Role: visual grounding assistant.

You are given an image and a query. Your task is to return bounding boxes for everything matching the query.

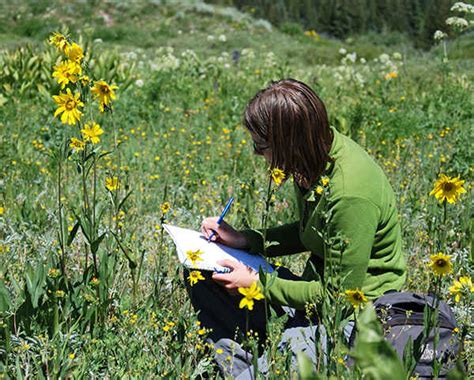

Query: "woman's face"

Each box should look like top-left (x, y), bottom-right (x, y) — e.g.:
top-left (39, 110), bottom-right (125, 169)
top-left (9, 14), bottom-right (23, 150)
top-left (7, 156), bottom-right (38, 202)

top-left (250, 133), bottom-right (272, 163)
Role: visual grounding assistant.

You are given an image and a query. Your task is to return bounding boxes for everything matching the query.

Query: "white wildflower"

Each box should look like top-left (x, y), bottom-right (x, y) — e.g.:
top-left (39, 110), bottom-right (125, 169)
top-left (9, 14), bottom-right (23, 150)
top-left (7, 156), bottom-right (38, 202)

top-left (379, 53), bottom-right (390, 63)
top-left (346, 52), bottom-right (357, 63)
top-left (434, 30), bottom-right (447, 41)
top-left (446, 16), bottom-right (469, 29)
top-left (207, 35), bottom-right (215, 42)
top-left (218, 34), bottom-right (227, 42)
top-left (392, 52), bottom-right (402, 60)
top-left (338, 48), bottom-right (347, 55)
top-left (451, 2), bottom-right (474, 14)
top-left (135, 79), bottom-right (144, 87)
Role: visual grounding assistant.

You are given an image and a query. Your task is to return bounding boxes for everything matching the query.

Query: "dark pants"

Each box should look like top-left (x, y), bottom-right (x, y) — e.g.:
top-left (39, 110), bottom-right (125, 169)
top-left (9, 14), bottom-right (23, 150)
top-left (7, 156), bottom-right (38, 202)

top-left (184, 268), bottom-right (354, 378)
top-left (184, 269), bottom-right (270, 345)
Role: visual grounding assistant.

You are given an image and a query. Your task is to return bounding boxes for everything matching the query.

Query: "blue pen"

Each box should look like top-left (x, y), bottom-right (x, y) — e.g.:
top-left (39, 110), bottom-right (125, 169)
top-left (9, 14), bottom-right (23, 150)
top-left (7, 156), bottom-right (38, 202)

top-left (208, 196), bottom-right (234, 242)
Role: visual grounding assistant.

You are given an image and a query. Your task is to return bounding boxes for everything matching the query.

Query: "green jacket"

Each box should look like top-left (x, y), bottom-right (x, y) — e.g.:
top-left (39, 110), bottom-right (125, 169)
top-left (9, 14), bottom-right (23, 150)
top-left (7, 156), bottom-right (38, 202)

top-left (243, 128), bottom-right (407, 310)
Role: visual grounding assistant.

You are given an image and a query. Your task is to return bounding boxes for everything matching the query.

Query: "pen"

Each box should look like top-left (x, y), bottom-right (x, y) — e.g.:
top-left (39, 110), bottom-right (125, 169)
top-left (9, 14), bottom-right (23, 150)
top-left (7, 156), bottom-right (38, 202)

top-left (208, 196), bottom-right (234, 242)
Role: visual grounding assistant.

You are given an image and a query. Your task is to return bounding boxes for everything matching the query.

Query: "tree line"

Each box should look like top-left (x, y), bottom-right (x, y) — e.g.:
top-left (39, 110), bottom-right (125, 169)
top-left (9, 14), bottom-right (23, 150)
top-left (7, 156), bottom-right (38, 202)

top-left (207, 0), bottom-right (456, 49)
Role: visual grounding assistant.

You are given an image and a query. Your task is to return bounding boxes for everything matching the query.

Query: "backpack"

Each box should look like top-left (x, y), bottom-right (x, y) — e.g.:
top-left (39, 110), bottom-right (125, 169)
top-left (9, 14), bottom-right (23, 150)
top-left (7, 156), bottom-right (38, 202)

top-left (373, 292), bottom-right (460, 379)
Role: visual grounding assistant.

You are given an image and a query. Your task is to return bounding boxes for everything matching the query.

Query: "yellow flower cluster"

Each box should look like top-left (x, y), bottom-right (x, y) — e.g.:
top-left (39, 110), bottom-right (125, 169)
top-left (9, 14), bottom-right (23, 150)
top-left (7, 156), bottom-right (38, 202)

top-left (270, 168), bottom-right (285, 186)
top-left (105, 176), bottom-right (119, 191)
top-left (81, 122), bottom-right (104, 144)
top-left (384, 71), bottom-right (398, 80)
top-left (429, 174), bottom-right (466, 204)
top-left (53, 88), bottom-right (84, 126)
top-left (160, 202), bottom-right (171, 214)
top-left (91, 80), bottom-right (119, 112)
top-left (345, 289), bottom-right (368, 308)
top-left (188, 270), bottom-right (205, 286)
top-left (304, 30), bottom-right (320, 40)
top-left (186, 249), bottom-right (204, 267)
top-left (429, 252), bottom-right (452, 276)
top-left (449, 276), bottom-right (473, 302)
top-left (238, 281), bottom-right (264, 311)
top-left (48, 32), bottom-right (118, 153)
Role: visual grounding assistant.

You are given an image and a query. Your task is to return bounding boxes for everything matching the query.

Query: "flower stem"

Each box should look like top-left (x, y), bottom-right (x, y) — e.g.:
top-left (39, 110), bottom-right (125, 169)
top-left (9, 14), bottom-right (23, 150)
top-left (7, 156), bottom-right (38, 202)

top-left (57, 143), bottom-right (66, 278)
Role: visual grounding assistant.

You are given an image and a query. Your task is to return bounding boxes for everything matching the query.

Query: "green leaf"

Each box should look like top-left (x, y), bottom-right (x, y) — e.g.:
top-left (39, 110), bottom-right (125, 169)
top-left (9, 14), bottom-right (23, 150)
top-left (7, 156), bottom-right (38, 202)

top-left (296, 351), bottom-right (319, 380)
top-left (98, 150), bottom-right (112, 160)
top-left (264, 240), bottom-right (280, 248)
top-left (350, 303), bottom-right (406, 380)
top-left (94, 201), bottom-right (108, 224)
top-left (91, 233), bottom-right (106, 254)
top-left (0, 280), bottom-right (11, 312)
top-left (118, 190), bottom-right (133, 211)
top-left (67, 221), bottom-right (80, 246)
top-left (446, 360), bottom-right (468, 380)
top-left (24, 263), bottom-right (46, 309)
top-left (402, 336), bottom-right (415, 373)
top-left (111, 232), bottom-right (137, 269)
top-left (78, 214), bottom-right (92, 244)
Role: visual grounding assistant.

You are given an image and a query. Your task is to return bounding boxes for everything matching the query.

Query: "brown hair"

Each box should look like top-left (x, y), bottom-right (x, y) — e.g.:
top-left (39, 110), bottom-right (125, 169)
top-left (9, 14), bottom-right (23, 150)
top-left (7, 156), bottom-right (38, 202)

top-left (243, 78), bottom-right (333, 187)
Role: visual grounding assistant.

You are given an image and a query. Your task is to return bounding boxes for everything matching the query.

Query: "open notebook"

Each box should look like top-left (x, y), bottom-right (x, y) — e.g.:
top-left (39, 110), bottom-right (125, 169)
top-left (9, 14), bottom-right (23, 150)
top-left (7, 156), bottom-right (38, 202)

top-left (163, 224), bottom-right (273, 273)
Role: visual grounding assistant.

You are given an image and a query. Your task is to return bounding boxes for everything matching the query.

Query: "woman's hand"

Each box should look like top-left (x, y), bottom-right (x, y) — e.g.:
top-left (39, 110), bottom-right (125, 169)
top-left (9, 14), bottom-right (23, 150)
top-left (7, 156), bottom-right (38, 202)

top-left (201, 217), bottom-right (249, 249)
top-left (212, 259), bottom-right (259, 293)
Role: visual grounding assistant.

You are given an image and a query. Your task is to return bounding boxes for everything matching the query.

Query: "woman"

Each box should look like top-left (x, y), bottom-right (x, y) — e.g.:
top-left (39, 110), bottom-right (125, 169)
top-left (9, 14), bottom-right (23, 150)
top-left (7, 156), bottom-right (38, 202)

top-left (191, 78), bottom-right (406, 377)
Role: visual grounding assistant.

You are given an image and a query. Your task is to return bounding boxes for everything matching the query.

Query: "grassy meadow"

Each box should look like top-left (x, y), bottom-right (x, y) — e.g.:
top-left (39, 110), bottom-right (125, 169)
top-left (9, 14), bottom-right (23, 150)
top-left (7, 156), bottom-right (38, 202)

top-left (0, 1), bottom-right (472, 378)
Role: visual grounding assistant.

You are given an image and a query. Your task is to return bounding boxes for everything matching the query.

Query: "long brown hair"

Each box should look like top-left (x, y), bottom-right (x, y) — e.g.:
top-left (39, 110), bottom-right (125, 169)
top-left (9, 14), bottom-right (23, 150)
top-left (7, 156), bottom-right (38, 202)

top-left (243, 78), bottom-right (333, 187)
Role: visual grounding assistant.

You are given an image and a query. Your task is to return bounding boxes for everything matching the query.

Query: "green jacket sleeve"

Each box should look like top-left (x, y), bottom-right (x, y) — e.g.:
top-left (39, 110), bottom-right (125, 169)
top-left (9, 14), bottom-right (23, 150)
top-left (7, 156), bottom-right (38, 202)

top-left (241, 221), bottom-right (307, 257)
top-left (260, 196), bottom-right (380, 309)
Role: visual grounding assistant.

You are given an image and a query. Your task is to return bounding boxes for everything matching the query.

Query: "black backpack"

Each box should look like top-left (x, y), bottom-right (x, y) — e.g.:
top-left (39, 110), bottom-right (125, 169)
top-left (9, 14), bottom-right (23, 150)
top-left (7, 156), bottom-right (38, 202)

top-left (373, 292), bottom-right (460, 379)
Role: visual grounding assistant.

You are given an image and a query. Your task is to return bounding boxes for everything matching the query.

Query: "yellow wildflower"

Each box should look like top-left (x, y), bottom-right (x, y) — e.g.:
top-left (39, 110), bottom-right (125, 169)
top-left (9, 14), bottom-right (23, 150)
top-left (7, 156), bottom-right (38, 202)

top-left (186, 250), bottom-right (204, 266)
top-left (0, 206), bottom-right (4, 216)
top-left (449, 276), bottom-right (473, 302)
top-left (49, 32), bottom-right (69, 53)
top-left (53, 88), bottom-right (84, 125)
top-left (270, 168), bottom-right (285, 186)
top-left (55, 290), bottom-right (65, 298)
top-left (52, 60), bottom-right (81, 89)
top-left (188, 270), bottom-right (205, 286)
top-left (91, 80), bottom-right (118, 112)
top-left (384, 71), bottom-right (398, 80)
top-left (65, 42), bottom-right (83, 63)
top-left (315, 186), bottom-right (324, 195)
top-left (81, 122), bottom-right (104, 144)
top-left (429, 253), bottom-right (452, 276)
top-left (429, 174), bottom-right (466, 204)
top-left (160, 202), bottom-right (171, 214)
top-left (48, 268), bottom-right (60, 278)
top-left (238, 281), bottom-right (264, 311)
top-left (345, 289), bottom-right (368, 308)
top-left (80, 75), bottom-right (90, 86)
top-left (69, 137), bottom-right (85, 152)
top-left (321, 176), bottom-right (330, 187)
top-left (69, 353), bottom-right (75, 360)
top-left (20, 342), bottom-right (31, 351)
top-left (105, 177), bottom-right (119, 191)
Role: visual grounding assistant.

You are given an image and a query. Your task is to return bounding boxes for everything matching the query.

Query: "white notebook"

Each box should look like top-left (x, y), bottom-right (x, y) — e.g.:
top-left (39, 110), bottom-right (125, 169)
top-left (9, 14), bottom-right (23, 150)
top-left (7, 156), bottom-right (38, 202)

top-left (163, 224), bottom-right (274, 274)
